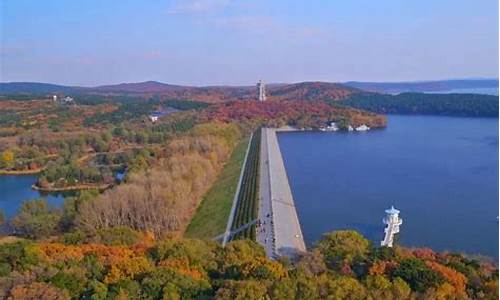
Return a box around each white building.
[62,96,74,103]
[325,122,339,131]
[381,206,403,247]
[355,124,370,131]
[257,80,266,101]
[149,111,163,123]
[53,95,58,102]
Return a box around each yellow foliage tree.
[0,150,15,168]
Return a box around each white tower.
[257,80,266,101]
[381,206,403,247]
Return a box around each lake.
[278,115,499,258]
[428,87,499,96]
[0,175,64,217]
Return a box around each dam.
[258,127,306,259]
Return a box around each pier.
[258,127,306,259]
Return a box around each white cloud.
[168,0,232,14]
[212,15,277,31]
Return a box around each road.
[257,128,276,257]
[257,128,306,259]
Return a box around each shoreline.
[31,183,112,192]
[0,168,44,175]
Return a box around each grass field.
[184,138,249,239]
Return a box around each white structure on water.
[381,206,403,247]
[322,121,339,131]
[257,79,266,101]
[355,124,370,131]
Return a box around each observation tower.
[381,206,403,247]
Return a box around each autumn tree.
[0,150,15,169]
[7,282,70,300]
[317,230,370,270]
[215,280,268,300]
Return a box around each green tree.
[317,230,370,269]
[319,276,367,300]
[269,278,296,299]
[50,270,87,299]
[11,199,61,239]
[391,277,412,300]
[0,241,41,273]
[95,226,142,246]
[215,280,268,300]
[84,280,108,300]
[393,258,444,292]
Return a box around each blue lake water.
[0,175,64,217]
[278,115,499,258]
[428,87,499,96]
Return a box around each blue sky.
[1,0,498,86]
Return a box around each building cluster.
[148,112,162,123]
[52,95,75,105]
[320,121,371,132]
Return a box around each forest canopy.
[0,230,497,299]
[340,92,499,117]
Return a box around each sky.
[1,0,498,86]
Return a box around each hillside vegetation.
[76,123,241,237]
[201,100,387,129]
[341,93,499,117]
[0,231,496,299]
[0,93,496,299]
[1,81,359,103]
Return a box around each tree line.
[0,228,496,299]
[340,92,499,117]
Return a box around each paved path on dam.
[258,127,306,259]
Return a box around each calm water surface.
[0,175,64,217]
[278,115,499,258]
[428,87,499,96]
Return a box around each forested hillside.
[341,93,499,117]
[1,81,359,103]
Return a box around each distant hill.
[267,81,359,101]
[344,79,499,94]
[0,82,80,94]
[0,81,359,103]
[94,81,186,93]
[92,81,359,102]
